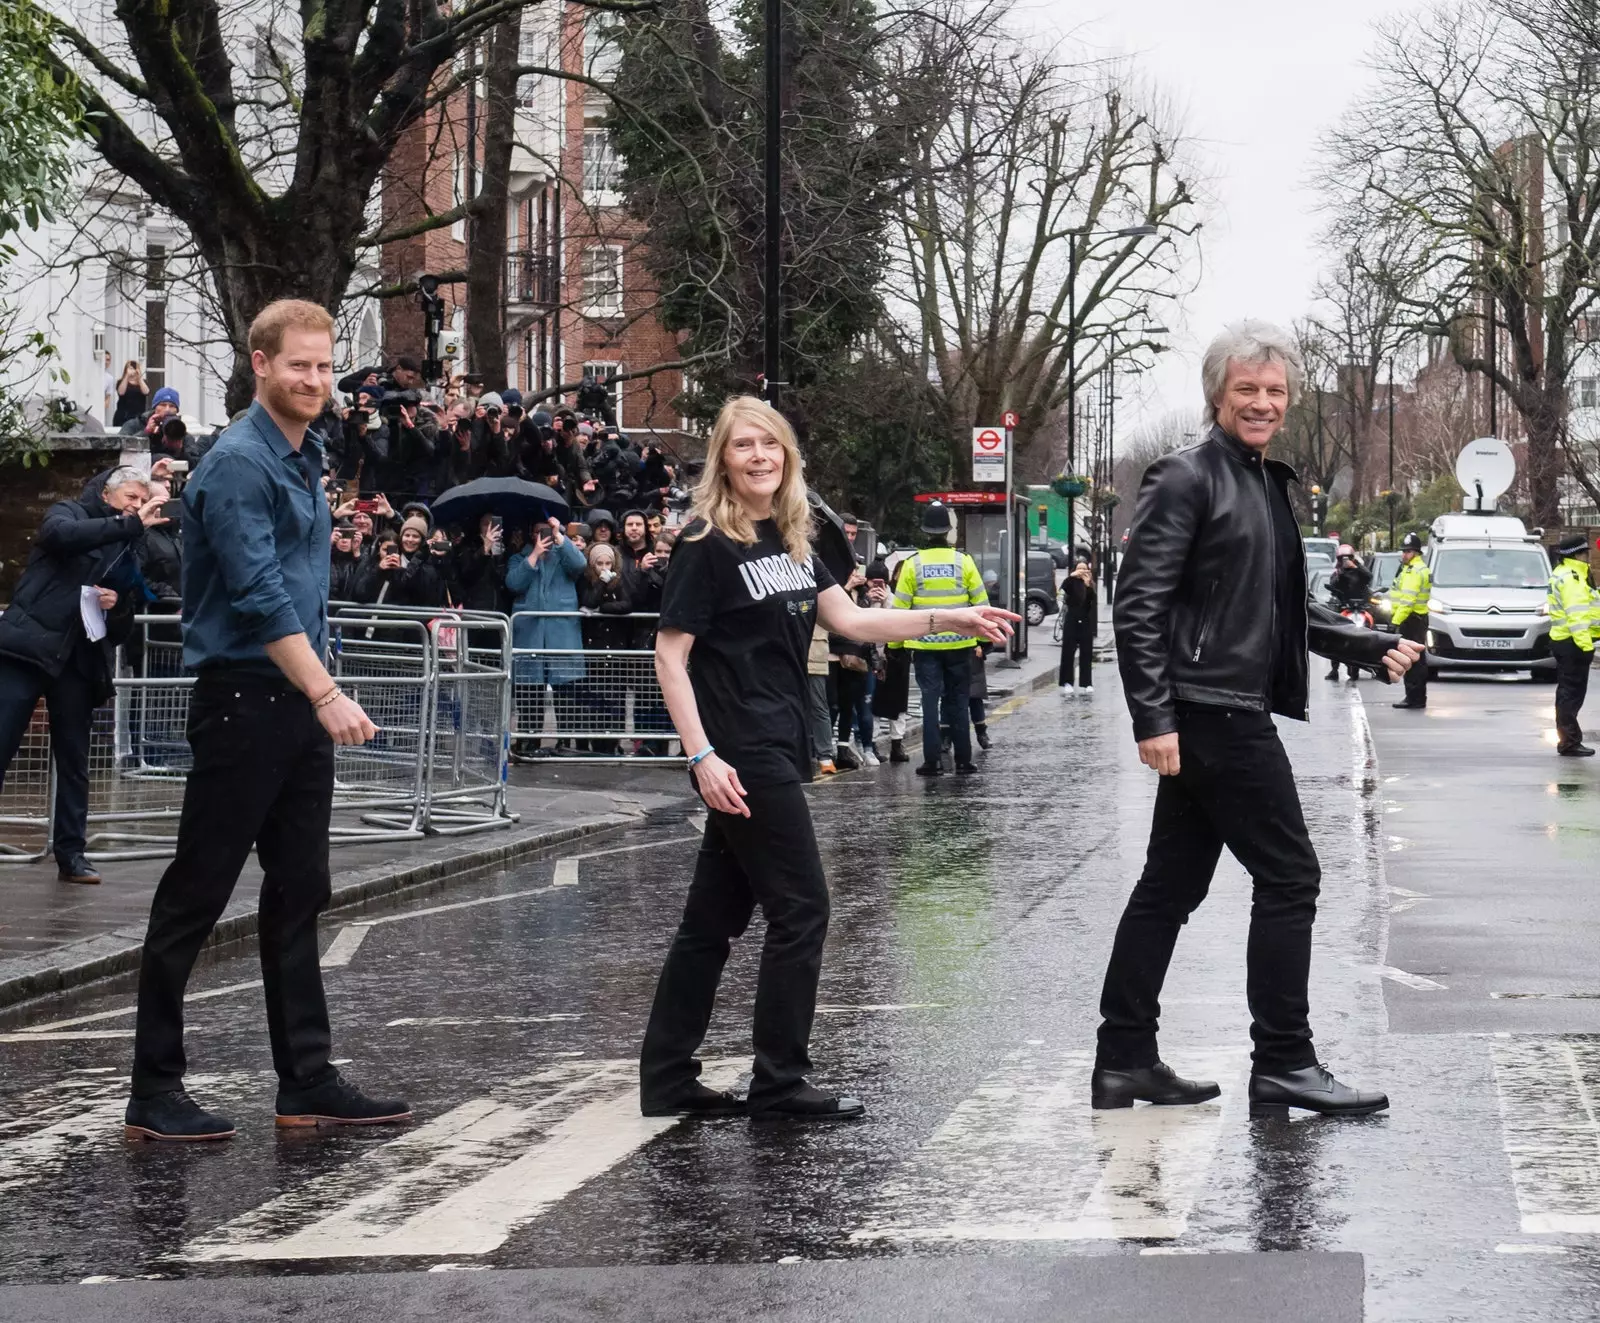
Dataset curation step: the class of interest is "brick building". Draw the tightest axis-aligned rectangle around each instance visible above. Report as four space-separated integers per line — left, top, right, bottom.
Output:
380 4 689 441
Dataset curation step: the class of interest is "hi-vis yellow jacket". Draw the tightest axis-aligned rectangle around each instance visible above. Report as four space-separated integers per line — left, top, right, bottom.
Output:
892 547 987 650
1548 557 1598 651
1388 556 1432 626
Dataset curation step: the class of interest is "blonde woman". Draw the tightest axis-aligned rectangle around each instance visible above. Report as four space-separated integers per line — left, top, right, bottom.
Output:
640 395 1017 1124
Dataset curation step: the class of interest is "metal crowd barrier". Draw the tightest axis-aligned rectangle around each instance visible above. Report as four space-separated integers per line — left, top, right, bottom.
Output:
508 611 682 763
0 607 517 864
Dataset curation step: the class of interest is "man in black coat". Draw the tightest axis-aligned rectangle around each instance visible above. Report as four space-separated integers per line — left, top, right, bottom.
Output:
1092 321 1423 1120
0 466 168 882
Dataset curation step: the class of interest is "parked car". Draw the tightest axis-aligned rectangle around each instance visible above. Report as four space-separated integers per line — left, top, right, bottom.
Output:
1025 550 1060 626
1033 542 1074 570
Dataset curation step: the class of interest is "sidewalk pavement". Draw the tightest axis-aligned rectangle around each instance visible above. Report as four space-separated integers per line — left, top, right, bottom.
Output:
0 767 692 1013
0 622 1088 1014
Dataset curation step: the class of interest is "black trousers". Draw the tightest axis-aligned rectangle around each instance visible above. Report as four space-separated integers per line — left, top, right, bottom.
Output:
640 782 829 1110
1097 705 1321 1073
1552 636 1592 750
835 666 868 744
1058 620 1093 688
0 656 98 861
131 671 336 1098
1399 613 1428 705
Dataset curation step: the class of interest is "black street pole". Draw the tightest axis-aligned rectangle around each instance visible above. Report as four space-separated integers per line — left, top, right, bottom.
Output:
1065 230 1078 555
1388 357 1396 549
1488 295 1497 438
763 0 782 408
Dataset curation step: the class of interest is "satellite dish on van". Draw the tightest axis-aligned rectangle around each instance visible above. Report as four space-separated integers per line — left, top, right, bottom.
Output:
1455 437 1516 511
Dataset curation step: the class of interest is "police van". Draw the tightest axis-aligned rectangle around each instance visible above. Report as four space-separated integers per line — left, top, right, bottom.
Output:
1424 513 1554 677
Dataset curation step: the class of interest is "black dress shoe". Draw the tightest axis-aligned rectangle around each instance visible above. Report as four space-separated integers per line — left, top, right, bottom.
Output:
915 763 942 777
275 1071 412 1129
641 1082 747 1118
1392 700 1426 709
56 853 100 885
1559 743 1597 757
1249 1064 1388 1118
954 762 979 775
889 740 910 764
974 724 992 750
748 1082 865 1124
1092 1062 1222 1109
125 1089 236 1142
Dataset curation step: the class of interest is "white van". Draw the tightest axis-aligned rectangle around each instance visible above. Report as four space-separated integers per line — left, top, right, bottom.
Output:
1424 514 1554 677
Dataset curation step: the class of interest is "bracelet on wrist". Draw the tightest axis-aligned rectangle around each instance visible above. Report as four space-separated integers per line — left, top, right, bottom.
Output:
686 744 715 768
312 684 343 709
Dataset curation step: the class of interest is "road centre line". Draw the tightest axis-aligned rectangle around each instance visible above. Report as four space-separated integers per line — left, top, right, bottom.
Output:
17 833 703 1032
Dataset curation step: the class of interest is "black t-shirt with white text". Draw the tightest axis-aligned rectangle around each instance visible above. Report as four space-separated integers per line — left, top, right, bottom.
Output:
659 518 837 787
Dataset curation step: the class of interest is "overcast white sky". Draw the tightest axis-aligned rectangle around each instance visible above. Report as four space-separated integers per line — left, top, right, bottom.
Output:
1027 0 1417 434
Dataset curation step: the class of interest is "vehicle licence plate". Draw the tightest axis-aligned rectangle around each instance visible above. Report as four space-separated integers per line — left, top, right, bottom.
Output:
1472 638 1516 649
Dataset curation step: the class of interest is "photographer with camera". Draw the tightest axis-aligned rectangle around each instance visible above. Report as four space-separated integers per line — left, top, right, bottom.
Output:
120 385 182 440
470 392 516 479
508 516 587 755
329 523 362 601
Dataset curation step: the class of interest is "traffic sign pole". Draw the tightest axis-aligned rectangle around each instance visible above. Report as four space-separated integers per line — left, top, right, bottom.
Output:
1001 411 1024 662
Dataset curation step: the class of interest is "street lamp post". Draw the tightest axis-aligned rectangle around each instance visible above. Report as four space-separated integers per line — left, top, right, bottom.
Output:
1065 224 1158 553
762 0 783 407
1387 356 1397 548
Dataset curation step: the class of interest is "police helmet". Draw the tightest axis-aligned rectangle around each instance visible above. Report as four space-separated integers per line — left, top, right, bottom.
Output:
920 501 954 537
1400 532 1424 553
1554 531 1591 559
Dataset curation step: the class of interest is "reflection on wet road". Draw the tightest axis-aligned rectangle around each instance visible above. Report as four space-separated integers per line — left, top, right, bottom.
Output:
1 675 1599 1319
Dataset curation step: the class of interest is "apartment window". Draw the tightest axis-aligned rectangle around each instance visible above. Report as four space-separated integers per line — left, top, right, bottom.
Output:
145 302 166 391
1575 377 1600 410
145 242 166 295
517 13 550 108
583 129 621 200
581 245 623 316
584 12 622 83
584 361 621 427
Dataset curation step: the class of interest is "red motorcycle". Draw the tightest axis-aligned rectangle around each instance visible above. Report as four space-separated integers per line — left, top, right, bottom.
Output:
1328 597 1378 680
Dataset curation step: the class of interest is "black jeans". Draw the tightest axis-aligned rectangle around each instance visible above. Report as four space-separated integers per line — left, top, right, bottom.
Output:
0 656 99 862
835 665 868 744
1058 620 1093 688
131 671 336 1098
1097 704 1321 1073
1552 636 1592 750
1399 613 1428 705
913 649 972 769
640 782 829 1110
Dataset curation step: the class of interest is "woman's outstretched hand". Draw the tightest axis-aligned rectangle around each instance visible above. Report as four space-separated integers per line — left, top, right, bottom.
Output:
939 606 1021 645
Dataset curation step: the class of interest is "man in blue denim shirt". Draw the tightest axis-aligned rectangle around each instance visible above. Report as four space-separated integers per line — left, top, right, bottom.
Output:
126 299 411 1142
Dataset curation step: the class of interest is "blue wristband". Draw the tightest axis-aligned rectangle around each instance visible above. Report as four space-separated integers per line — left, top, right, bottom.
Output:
687 744 715 768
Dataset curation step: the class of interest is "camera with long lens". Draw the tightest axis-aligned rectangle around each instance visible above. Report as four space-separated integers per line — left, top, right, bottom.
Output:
380 388 424 418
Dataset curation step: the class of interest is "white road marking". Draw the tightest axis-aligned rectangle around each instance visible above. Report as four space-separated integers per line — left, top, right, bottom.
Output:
850 1046 1244 1243
1496 1243 1569 1255
20 978 267 1032
181 1057 748 1261
1492 992 1600 1001
1377 966 1446 991
384 1015 583 1028
552 858 579 887
814 1003 948 1014
0 1031 134 1042
320 923 374 968
1493 1038 1600 1234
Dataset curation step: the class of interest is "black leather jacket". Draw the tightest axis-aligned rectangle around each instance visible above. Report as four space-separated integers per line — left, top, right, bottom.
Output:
1115 425 1395 741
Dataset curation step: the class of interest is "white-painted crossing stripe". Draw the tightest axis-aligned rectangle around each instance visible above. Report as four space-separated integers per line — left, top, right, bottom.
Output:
1493 1038 1600 1233
552 858 579 887
320 923 374 968
0 1031 134 1042
1377 966 1445 991
814 1003 947 1014
851 1046 1244 1244
384 1015 583 1028
181 1057 748 1261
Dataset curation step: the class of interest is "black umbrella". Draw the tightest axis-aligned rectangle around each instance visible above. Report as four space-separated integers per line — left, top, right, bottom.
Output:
807 490 858 585
430 477 570 529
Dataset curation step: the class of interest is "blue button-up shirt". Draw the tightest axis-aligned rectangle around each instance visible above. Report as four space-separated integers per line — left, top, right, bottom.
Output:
181 401 331 673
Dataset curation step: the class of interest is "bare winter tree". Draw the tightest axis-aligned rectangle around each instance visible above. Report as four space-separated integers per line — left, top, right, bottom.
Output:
1323 0 1600 526
887 3 1202 480
40 0 642 411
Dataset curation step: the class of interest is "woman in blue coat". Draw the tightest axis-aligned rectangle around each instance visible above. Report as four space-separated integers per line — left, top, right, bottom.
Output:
507 516 587 752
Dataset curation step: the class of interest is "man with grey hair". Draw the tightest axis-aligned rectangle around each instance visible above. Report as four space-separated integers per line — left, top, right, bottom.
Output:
1091 320 1423 1118
0 465 169 884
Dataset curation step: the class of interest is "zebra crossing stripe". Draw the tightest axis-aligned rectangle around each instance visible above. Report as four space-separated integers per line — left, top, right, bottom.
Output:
1492 1037 1600 1234
851 1046 1245 1243
180 1057 748 1262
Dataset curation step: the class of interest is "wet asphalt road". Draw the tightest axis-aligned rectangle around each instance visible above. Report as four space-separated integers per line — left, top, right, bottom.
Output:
1 668 1599 1320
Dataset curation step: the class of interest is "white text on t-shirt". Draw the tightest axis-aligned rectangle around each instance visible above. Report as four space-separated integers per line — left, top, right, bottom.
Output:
738 552 817 601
